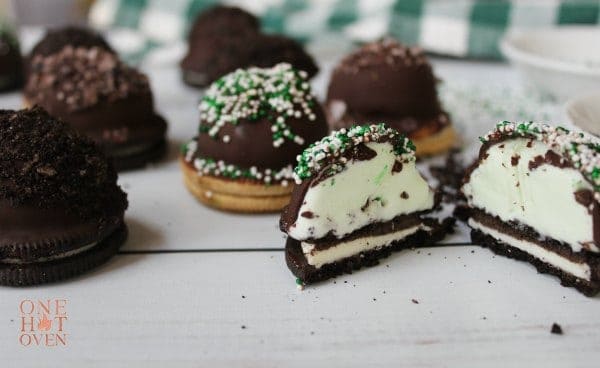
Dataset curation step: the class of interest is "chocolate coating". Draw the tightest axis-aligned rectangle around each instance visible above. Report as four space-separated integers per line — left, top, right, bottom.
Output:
196 105 328 170
186 5 259 41
326 38 448 135
24 46 167 168
0 200 119 249
181 6 318 87
245 34 319 78
27 26 113 65
0 31 23 92
328 109 450 139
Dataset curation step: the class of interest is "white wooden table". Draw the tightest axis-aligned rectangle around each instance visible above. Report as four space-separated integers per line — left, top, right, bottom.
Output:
1 38 598 367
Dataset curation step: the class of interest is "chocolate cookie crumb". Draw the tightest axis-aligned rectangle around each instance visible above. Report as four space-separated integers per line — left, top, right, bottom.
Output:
0 107 127 219
551 323 563 335
429 148 466 203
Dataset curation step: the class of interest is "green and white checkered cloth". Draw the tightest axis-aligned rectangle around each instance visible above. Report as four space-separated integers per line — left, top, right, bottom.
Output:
89 0 600 60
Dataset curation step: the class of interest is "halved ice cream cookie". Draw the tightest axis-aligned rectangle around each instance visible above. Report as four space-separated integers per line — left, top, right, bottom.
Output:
462 122 600 296
280 124 453 284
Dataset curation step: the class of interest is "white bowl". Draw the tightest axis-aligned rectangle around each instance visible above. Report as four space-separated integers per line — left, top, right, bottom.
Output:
566 92 600 136
500 26 600 102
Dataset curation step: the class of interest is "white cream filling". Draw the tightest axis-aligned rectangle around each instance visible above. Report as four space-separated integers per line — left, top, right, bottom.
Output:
1 241 99 264
469 218 591 281
289 141 434 241
463 138 596 252
301 224 424 269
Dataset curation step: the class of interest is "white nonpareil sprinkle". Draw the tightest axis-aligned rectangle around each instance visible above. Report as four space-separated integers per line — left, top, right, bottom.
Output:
199 63 317 148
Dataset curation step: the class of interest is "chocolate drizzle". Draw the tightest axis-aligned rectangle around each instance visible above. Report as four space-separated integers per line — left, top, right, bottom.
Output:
574 189 600 248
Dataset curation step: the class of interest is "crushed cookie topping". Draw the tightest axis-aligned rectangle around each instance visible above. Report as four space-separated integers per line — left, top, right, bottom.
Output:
199 63 317 147
293 124 416 184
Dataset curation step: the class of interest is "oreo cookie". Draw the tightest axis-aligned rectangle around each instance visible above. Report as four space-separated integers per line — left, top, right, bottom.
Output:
0 107 128 286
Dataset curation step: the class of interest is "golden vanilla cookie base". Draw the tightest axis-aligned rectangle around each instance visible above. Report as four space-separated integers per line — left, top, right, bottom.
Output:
412 124 457 157
180 158 293 213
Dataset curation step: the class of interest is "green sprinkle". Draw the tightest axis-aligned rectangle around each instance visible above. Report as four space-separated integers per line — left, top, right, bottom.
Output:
374 164 388 185
198 63 316 148
293 124 416 183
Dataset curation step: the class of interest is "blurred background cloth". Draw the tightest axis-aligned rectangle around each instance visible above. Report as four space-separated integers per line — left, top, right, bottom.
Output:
4 0 600 60
87 0 600 60
7 0 92 26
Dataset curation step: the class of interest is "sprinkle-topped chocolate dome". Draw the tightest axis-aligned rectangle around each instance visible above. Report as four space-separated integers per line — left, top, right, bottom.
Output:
26 46 149 112
0 107 127 219
183 63 328 184
24 46 167 169
28 26 113 60
327 38 439 117
325 38 454 146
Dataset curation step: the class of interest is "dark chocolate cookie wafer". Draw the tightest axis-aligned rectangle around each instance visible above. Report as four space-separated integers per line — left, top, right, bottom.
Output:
471 229 600 297
0 223 127 287
0 107 129 286
286 218 454 284
111 138 167 171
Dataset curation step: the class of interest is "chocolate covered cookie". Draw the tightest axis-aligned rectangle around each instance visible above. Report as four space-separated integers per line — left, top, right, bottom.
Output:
26 26 113 72
24 46 167 171
180 5 318 88
326 38 456 156
180 63 328 213
0 107 128 286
